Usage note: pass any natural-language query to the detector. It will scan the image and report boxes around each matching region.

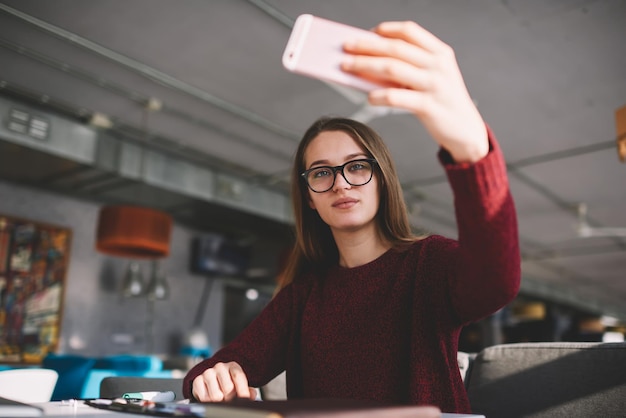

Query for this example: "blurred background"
[0,1,624,388]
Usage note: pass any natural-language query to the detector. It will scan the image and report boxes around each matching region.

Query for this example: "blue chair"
[42,354,95,401]
[93,355,163,372]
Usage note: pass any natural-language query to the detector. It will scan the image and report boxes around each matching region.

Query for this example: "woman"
[183,21,520,413]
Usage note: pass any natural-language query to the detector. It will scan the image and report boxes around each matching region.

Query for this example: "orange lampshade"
[96,205,172,258]
[616,104,626,162]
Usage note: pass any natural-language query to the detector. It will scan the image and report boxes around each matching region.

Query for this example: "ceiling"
[0,0,625,318]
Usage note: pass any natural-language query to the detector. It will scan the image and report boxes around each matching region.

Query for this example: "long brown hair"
[277,117,418,289]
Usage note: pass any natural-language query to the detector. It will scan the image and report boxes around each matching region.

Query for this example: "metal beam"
[0,95,292,224]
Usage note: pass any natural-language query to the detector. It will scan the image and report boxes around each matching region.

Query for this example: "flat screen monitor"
[191,234,250,277]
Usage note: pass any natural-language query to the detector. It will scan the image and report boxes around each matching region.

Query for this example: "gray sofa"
[465,342,626,417]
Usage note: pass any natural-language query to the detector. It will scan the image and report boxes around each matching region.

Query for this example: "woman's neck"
[333,226,391,268]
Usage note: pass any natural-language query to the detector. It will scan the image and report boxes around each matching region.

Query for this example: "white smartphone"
[282,14,386,91]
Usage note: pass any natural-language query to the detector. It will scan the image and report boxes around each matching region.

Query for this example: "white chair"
[0,368,58,403]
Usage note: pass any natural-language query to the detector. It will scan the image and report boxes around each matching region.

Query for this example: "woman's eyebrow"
[308,153,368,168]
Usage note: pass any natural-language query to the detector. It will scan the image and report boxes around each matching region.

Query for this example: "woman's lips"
[332,198,358,209]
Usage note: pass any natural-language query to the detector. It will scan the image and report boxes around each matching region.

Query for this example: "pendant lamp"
[96,205,173,258]
[122,260,145,298]
[616,104,626,162]
[146,260,169,301]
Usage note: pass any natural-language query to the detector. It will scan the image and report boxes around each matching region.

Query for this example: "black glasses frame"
[301,158,377,193]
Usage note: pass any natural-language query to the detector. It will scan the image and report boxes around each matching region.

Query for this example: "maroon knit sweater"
[183,131,521,413]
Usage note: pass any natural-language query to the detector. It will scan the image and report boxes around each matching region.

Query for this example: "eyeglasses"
[301,158,377,193]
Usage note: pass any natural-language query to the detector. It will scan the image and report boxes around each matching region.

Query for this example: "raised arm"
[341,21,520,321]
[439,129,521,320]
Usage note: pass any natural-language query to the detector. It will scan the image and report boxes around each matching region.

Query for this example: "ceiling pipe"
[245,0,377,106]
[577,203,626,238]
[0,94,292,224]
[244,0,295,27]
[0,3,300,142]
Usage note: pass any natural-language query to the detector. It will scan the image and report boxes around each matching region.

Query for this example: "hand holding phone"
[283,16,489,163]
[282,14,387,92]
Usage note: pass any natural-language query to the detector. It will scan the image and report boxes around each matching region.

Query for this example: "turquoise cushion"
[42,354,95,401]
[93,355,162,372]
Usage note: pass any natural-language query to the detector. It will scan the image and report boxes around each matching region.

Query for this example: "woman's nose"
[332,169,351,191]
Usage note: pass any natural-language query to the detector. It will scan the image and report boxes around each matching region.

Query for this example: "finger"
[341,56,431,91]
[343,36,433,69]
[205,367,227,401]
[192,375,210,402]
[248,387,258,400]
[368,88,429,116]
[213,363,236,401]
[228,363,253,399]
[197,368,225,402]
[374,21,447,53]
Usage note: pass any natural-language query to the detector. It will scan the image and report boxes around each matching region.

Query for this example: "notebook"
[199,399,442,417]
[0,396,43,417]
[85,397,483,418]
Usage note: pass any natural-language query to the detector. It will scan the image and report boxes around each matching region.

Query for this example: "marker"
[122,391,176,402]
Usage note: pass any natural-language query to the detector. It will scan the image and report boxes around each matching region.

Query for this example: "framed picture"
[0,214,72,364]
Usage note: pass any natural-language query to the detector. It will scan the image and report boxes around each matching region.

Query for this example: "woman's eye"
[313,168,331,178]
[348,162,366,171]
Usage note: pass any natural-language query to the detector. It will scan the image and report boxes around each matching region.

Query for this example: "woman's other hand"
[192,361,257,402]
[341,21,488,163]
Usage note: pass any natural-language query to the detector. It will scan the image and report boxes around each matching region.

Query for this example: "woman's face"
[303,130,380,234]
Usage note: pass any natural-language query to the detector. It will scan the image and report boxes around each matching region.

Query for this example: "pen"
[122,391,176,402]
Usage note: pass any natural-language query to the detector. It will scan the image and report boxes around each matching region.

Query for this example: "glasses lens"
[343,160,373,186]
[306,167,334,192]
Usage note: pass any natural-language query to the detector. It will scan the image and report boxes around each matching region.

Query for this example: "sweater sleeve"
[182,282,301,400]
[438,124,521,323]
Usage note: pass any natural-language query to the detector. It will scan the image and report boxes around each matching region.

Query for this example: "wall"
[0,178,281,358]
